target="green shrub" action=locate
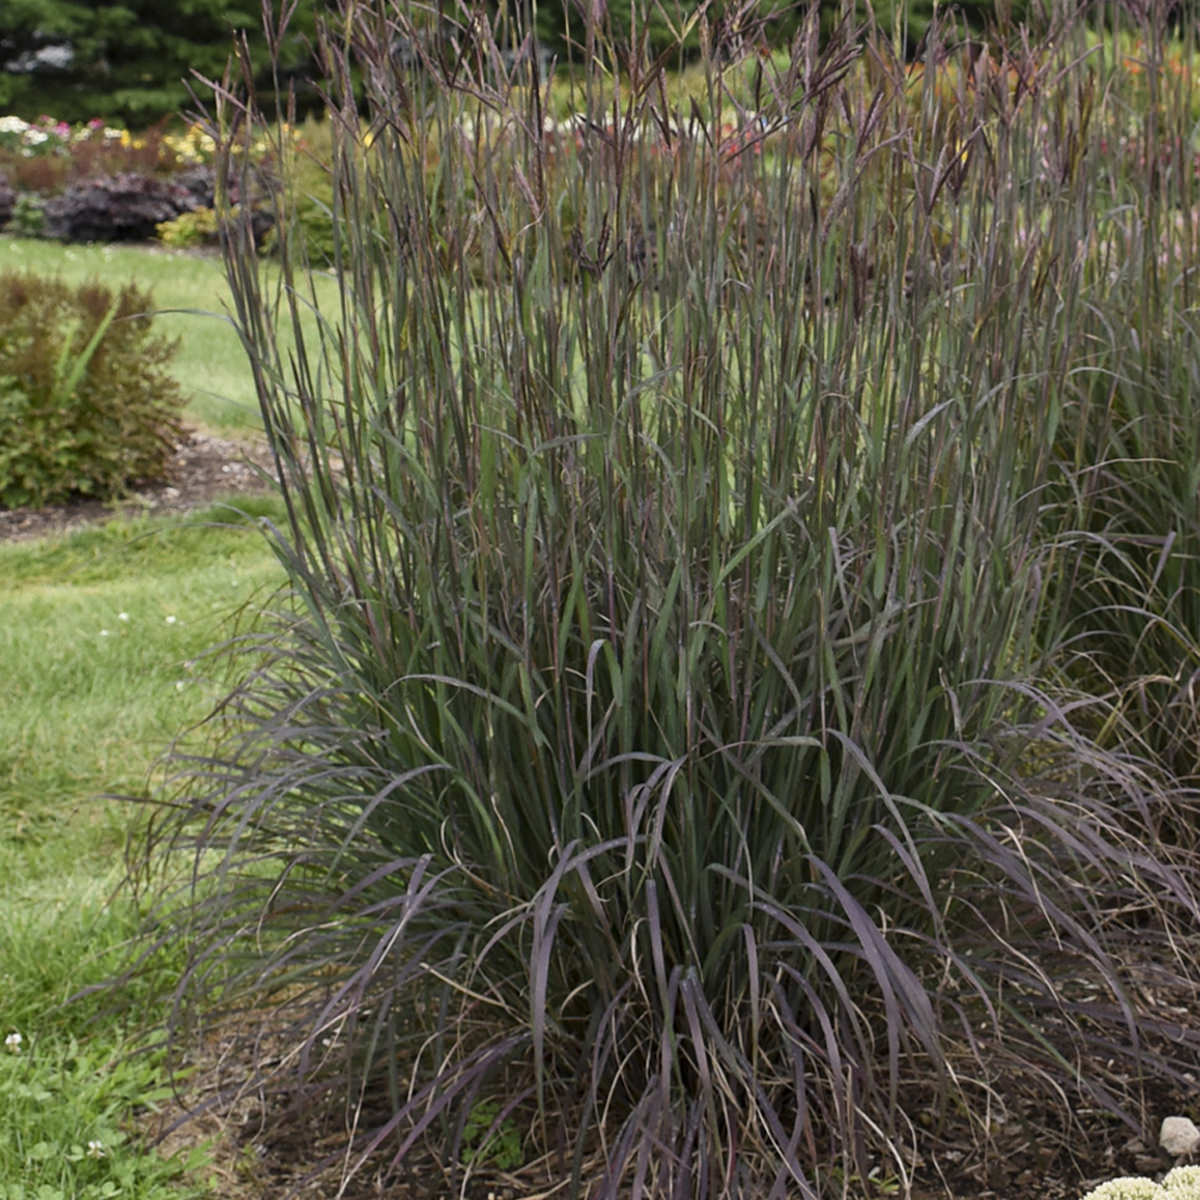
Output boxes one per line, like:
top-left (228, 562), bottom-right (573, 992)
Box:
top-left (156, 206), bottom-right (219, 249)
top-left (9, 192), bottom-right (46, 237)
top-left (0, 272), bottom-right (183, 508)
top-left (262, 151), bottom-right (338, 266)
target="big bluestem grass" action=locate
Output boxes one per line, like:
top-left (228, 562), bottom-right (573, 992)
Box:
top-left (1040, 12), bottom-right (1200, 812)
top-left (139, 2), bottom-right (1200, 1195)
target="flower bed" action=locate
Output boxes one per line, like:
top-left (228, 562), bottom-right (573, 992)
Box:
top-left (0, 113), bottom-right (271, 244)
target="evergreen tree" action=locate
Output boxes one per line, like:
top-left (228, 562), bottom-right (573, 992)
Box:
top-left (0, 0), bottom-right (321, 126)
top-left (531, 0), bottom-right (1032, 62)
top-left (0, 0), bottom-right (1038, 128)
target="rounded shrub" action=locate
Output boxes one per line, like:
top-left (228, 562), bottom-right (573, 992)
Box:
top-left (7, 192), bottom-right (45, 237)
top-left (155, 206), bottom-right (219, 249)
top-left (0, 272), bottom-right (184, 508)
top-left (42, 172), bottom-right (198, 243)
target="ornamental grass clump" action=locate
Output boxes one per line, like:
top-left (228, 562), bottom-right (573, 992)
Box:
top-left (1040, 16), bottom-right (1200, 812)
top-left (139, 1), bottom-right (1200, 1195)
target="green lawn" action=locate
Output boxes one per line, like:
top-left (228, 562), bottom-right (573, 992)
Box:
top-left (1, 493), bottom-right (286, 1196)
top-left (0, 231), bottom-right (299, 1195)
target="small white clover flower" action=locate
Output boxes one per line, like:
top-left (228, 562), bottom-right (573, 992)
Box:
top-left (165, 615), bottom-right (178, 625)
top-left (117, 612), bottom-right (129, 622)
top-left (4, 1031), bottom-right (21, 1053)
top-left (99, 629), bottom-right (110, 637)
top-left (86, 1140), bottom-right (105, 1159)
top-left (1081, 1179), bottom-right (1166, 1200)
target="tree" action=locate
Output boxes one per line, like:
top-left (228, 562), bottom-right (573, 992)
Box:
top-left (0, 0), bottom-right (322, 126)
top-left (530, 0), bottom-right (1036, 63)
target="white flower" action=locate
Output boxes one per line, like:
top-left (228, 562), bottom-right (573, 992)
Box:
top-left (0, 115), bottom-right (30, 134)
top-left (99, 629), bottom-right (110, 637)
top-left (4, 1031), bottom-right (21, 1052)
top-left (165, 615), bottom-right (177, 625)
top-left (86, 1140), bottom-right (105, 1159)
top-left (1164, 1167), bottom-right (1200, 1199)
top-left (118, 612), bottom-right (129, 622)
top-left (1081, 1179), bottom-right (1166, 1200)
top-left (24, 129), bottom-right (48, 145)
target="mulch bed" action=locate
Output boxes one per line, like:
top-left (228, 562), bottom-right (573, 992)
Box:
top-left (0, 426), bottom-right (279, 544)
top-left (147, 1004), bottom-right (1198, 1200)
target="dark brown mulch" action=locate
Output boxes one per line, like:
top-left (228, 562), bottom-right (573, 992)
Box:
top-left (148, 996), bottom-right (1198, 1200)
top-left (0, 427), bottom-right (279, 544)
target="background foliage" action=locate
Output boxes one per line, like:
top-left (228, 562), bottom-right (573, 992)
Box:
top-left (0, 0), bottom-right (1047, 127)
top-left (0, 0), bottom-right (320, 125)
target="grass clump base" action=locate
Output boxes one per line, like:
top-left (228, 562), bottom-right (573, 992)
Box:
top-left (132, 1), bottom-right (1200, 1197)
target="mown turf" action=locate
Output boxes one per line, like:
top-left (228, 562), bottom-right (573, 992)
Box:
top-left (0, 496), bottom-right (286, 876)
top-left (0, 499), bottom-right (285, 1198)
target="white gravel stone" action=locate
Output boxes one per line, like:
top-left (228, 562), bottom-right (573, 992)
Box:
top-left (1159, 1116), bottom-right (1200, 1157)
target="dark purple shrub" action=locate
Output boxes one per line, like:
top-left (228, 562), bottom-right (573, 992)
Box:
top-left (173, 165), bottom-right (218, 209)
top-left (42, 172), bottom-right (197, 242)
top-left (0, 174), bottom-right (13, 228)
